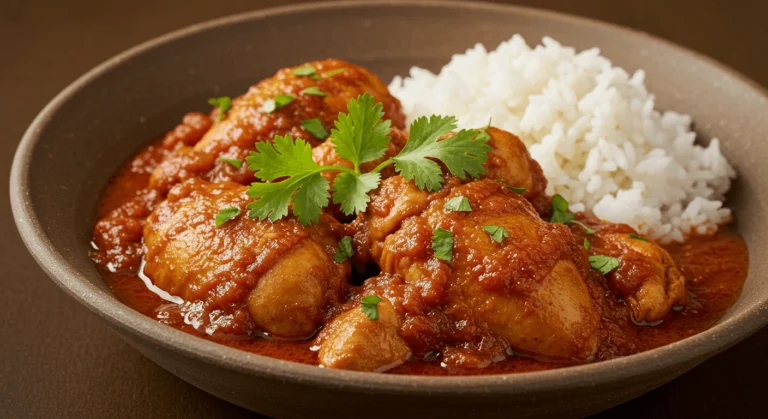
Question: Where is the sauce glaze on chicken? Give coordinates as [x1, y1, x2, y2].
[91, 59, 749, 375]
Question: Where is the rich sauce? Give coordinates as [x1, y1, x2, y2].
[94, 139, 749, 376]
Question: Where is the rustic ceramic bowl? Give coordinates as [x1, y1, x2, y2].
[10, 1, 768, 417]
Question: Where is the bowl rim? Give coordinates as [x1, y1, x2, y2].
[10, 0, 768, 394]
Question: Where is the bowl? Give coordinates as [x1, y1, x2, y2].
[10, 1, 768, 417]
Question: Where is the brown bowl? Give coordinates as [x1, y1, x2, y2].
[10, 1, 768, 417]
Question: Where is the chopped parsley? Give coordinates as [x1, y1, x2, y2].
[246, 93, 492, 225]
[333, 236, 354, 263]
[300, 86, 329, 96]
[292, 65, 318, 78]
[301, 118, 329, 140]
[584, 237, 590, 251]
[549, 194, 594, 234]
[261, 94, 295, 113]
[432, 228, 454, 262]
[360, 295, 382, 320]
[444, 196, 472, 212]
[215, 207, 241, 227]
[508, 186, 528, 194]
[629, 233, 649, 242]
[570, 220, 595, 235]
[323, 68, 347, 78]
[207, 96, 232, 122]
[217, 157, 242, 168]
[588, 255, 620, 275]
[482, 225, 509, 243]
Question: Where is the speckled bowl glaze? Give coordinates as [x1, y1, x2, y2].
[10, 1, 768, 417]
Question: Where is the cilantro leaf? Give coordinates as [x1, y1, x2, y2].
[432, 228, 454, 262]
[217, 157, 242, 168]
[262, 94, 295, 113]
[482, 225, 508, 243]
[589, 255, 620, 275]
[360, 295, 382, 320]
[393, 115, 491, 191]
[301, 118, 329, 140]
[292, 65, 318, 78]
[331, 93, 392, 170]
[215, 207, 241, 227]
[331, 172, 381, 216]
[550, 194, 575, 224]
[629, 233, 649, 242]
[444, 196, 472, 212]
[208, 96, 232, 122]
[508, 186, 528, 194]
[323, 68, 346, 78]
[570, 220, 595, 235]
[300, 86, 328, 96]
[333, 236, 354, 263]
[245, 135, 329, 224]
[584, 237, 590, 251]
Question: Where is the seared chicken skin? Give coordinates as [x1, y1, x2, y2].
[142, 178, 349, 338]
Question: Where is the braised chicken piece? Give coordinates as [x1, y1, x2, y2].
[142, 178, 350, 338]
[149, 59, 405, 193]
[341, 176, 600, 368]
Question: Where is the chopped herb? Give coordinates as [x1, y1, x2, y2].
[588, 255, 620, 275]
[570, 220, 595, 235]
[482, 225, 509, 244]
[444, 196, 472, 212]
[508, 186, 528, 194]
[584, 237, 590, 251]
[207, 96, 232, 122]
[629, 233, 649, 242]
[432, 228, 454, 262]
[323, 68, 347, 78]
[217, 157, 242, 168]
[474, 117, 493, 142]
[300, 86, 329, 96]
[261, 94, 295, 113]
[333, 236, 354, 263]
[215, 207, 241, 227]
[301, 118, 329, 140]
[550, 194, 575, 224]
[292, 65, 318, 78]
[360, 295, 382, 320]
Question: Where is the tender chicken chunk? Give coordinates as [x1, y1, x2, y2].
[317, 297, 410, 372]
[149, 59, 405, 193]
[351, 176, 600, 365]
[143, 178, 349, 338]
[584, 221, 686, 324]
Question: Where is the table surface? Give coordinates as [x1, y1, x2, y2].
[2, 0, 767, 417]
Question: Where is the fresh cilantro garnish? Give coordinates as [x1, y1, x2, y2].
[245, 93, 493, 225]
[392, 115, 491, 191]
[570, 220, 595, 235]
[474, 117, 492, 142]
[629, 233, 649, 242]
[588, 255, 620, 275]
[444, 196, 472, 212]
[262, 94, 295, 113]
[508, 186, 528, 194]
[323, 68, 347, 78]
[432, 228, 454, 262]
[550, 194, 594, 234]
[482, 225, 508, 243]
[300, 86, 328, 96]
[292, 65, 318, 78]
[217, 157, 242, 168]
[215, 207, 241, 227]
[584, 237, 590, 251]
[301, 118, 329, 140]
[333, 236, 354, 263]
[360, 295, 382, 320]
[208, 96, 232, 122]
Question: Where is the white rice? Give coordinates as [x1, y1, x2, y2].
[389, 35, 736, 243]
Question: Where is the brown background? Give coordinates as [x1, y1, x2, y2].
[2, 0, 767, 417]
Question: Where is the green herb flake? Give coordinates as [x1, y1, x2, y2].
[629, 233, 649, 242]
[301, 118, 329, 140]
[508, 186, 528, 194]
[217, 157, 242, 168]
[588, 255, 620, 275]
[300, 86, 329, 96]
[360, 295, 382, 320]
[292, 65, 318, 78]
[323, 68, 347, 78]
[207, 96, 233, 122]
[550, 194, 575, 224]
[215, 207, 241, 227]
[444, 196, 472, 212]
[432, 228, 454, 262]
[570, 220, 595, 235]
[584, 237, 590, 251]
[261, 94, 295, 113]
[482, 225, 509, 244]
[333, 236, 354, 263]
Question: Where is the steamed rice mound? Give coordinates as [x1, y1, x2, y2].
[389, 35, 735, 243]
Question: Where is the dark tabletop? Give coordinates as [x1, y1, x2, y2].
[2, 0, 767, 417]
